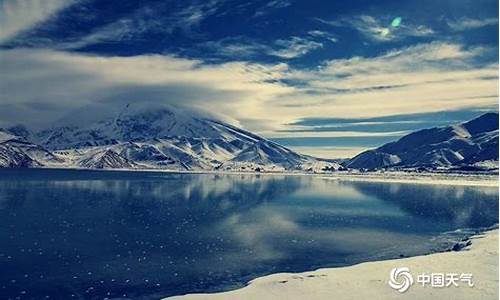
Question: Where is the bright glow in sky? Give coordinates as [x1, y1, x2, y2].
[391, 17, 402, 27]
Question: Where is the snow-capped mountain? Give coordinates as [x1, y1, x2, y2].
[78, 149, 137, 169]
[0, 103, 339, 172]
[0, 143, 42, 168]
[34, 103, 261, 150]
[0, 129, 47, 168]
[346, 113, 499, 170]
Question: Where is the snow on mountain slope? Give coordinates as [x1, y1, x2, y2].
[0, 128, 62, 168]
[0, 130, 17, 143]
[344, 151, 401, 170]
[0, 143, 41, 168]
[5, 139, 64, 165]
[34, 103, 261, 150]
[218, 140, 342, 172]
[79, 149, 137, 169]
[2, 104, 339, 172]
[218, 140, 306, 171]
[114, 139, 214, 170]
[346, 113, 499, 170]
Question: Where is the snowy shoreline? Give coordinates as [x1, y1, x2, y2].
[322, 172, 499, 187]
[5, 167, 499, 187]
[165, 229, 499, 300]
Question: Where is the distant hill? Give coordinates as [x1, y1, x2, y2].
[346, 113, 499, 170]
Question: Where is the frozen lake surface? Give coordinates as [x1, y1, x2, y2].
[0, 169, 497, 300]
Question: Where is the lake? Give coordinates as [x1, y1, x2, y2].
[0, 169, 498, 300]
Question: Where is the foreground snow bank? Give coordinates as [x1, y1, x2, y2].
[166, 229, 498, 300]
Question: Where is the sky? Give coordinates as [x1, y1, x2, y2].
[0, 0, 498, 158]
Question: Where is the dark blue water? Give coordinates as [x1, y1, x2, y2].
[0, 169, 497, 300]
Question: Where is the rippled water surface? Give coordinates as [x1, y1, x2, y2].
[0, 169, 497, 299]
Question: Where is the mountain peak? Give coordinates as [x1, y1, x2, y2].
[2, 103, 338, 172]
[462, 112, 499, 135]
[34, 103, 255, 149]
[347, 112, 499, 170]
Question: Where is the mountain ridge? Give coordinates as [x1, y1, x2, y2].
[346, 112, 499, 170]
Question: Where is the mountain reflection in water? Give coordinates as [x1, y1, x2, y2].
[0, 169, 497, 300]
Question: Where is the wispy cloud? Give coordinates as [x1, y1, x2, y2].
[170, 0, 222, 32]
[268, 36, 323, 58]
[55, 17, 156, 50]
[264, 130, 409, 138]
[200, 37, 269, 58]
[317, 15, 434, 42]
[254, 0, 291, 17]
[201, 36, 323, 59]
[0, 0, 75, 43]
[283, 109, 492, 136]
[7, 0, 225, 49]
[447, 17, 498, 31]
[308, 30, 338, 43]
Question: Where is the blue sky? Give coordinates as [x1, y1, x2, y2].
[0, 0, 498, 158]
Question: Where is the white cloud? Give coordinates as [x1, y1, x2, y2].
[201, 37, 269, 57]
[308, 30, 338, 43]
[0, 48, 292, 128]
[268, 36, 323, 58]
[254, 0, 291, 17]
[170, 0, 221, 31]
[29, 0, 224, 50]
[447, 17, 498, 31]
[201, 36, 323, 59]
[261, 130, 409, 138]
[267, 42, 497, 126]
[0, 0, 74, 43]
[318, 15, 434, 42]
[0, 42, 496, 137]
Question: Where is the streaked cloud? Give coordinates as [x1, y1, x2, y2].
[268, 36, 323, 58]
[254, 0, 291, 17]
[264, 130, 409, 138]
[289, 109, 494, 126]
[5, 0, 226, 50]
[0, 0, 74, 43]
[169, 0, 222, 31]
[283, 109, 493, 136]
[201, 36, 323, 60]
[447, 17, 498, 31]
[307, 30, 338, 43]
[200, 37, 269, 58]
[272, 136, 405, 148]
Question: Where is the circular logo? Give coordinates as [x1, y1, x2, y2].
[388, 267, 414, 293]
